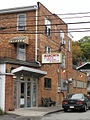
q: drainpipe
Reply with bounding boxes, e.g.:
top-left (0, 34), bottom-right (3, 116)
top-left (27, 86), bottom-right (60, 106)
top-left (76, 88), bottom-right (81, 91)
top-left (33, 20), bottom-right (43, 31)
top-left (35, 7), bottom-right (38, 62)
top-left (35, 5), bottom-right (41, 67)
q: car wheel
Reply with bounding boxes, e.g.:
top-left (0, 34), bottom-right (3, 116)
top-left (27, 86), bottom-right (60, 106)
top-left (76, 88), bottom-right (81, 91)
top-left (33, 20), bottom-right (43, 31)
top-left (64, 108), bottom-right (68, 112)
top-left (83, 105), bottom-right (87, 112)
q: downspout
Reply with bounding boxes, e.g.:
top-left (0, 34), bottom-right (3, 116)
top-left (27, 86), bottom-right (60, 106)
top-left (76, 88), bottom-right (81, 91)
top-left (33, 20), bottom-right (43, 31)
top-left (35, 5), bottom-right (41, 66)
top-left (35, 6), bottom-right (38, 62)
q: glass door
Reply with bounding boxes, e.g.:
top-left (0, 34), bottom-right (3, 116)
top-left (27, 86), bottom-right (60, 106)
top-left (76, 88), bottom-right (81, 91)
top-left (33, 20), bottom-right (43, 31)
top-left (32, 79), bottom-right (37, 107)
top-left (27, 82), bottom-right (31, 107)
top-left (20, 82), bottom-right (25, 108)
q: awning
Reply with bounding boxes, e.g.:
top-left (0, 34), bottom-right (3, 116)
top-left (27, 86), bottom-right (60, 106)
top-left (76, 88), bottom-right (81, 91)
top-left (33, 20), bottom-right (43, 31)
top-left (11, 66), bottom-right (47, 77)
top-left (8, 36), bottom-right (29, 44)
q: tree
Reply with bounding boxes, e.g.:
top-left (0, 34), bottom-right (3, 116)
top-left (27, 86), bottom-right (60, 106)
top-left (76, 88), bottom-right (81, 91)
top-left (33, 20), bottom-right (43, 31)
top-left (72, 41), bottom-right (83, 65)
top-left (72, 36), bottom-right (90, 66)
top-left (79, 36), bottom-right (90, 62)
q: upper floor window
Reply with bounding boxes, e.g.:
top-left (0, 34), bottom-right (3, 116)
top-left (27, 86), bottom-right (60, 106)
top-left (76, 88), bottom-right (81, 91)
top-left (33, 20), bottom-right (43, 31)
top-left (45, 18), bottom-right (51, 36)
top-left (17, 14), bottom-right (26, 31)
top-left (60, 29), bottom-right (65, 44)
top-left (17, 43), bottom-right (26, 61)
top-left (69, 40), bottom-right (71, 52)
top-left (45, 46), bottom-right (51, 53)
top-left (61, 53), bottom-right (65, 68)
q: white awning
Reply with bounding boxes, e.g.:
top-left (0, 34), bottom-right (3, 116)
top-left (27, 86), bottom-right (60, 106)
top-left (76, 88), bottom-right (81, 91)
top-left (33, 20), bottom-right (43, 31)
top-left (9, 36), bottom-right (29, 44)
top-left (11, 66), bottom-right (47, 77)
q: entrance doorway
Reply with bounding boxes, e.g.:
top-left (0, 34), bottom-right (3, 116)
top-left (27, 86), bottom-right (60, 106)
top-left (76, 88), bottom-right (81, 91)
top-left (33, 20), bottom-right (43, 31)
top-left (19, 77), bottom-right (38, 108)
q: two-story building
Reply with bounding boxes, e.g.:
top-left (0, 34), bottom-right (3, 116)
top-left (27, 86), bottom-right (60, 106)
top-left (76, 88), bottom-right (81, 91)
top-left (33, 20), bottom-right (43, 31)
top-left (0, 2), bottom-right (87, 112)
top-left (77, 62), bottom-right (90, 94)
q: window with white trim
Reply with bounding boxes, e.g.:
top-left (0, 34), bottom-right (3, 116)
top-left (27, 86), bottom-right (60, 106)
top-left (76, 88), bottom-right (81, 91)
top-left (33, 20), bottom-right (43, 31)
top-left (45, 46), bottom-right (51, 53)
top-left (69, 40), bottom-right (71, 52)
top-left (17, 43), bottom-right (26, 61)
top-left (45, 18), bottom-right (51, 36)
top-left (61, 53), bottom-right (65, 68)
top-left (60, 29), bottom-right (65, 44)
top-left (17, 14), bottom-right (26, 31)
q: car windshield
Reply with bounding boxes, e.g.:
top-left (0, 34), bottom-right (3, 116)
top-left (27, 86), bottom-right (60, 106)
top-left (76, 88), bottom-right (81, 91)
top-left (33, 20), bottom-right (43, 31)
top-left (67, 94), bottom-right (84, 99)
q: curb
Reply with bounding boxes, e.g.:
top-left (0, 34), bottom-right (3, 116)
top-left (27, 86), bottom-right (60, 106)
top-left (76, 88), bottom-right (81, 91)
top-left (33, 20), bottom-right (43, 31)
top-left (44, 108), bottom-right (63, 116)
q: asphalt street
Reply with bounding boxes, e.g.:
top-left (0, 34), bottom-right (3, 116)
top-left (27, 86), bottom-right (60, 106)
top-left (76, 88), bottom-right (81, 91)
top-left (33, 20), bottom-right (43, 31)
top-left (42, 110), bottom-right (90, 120)
top-left (0, 110), bottom-right (90, 120)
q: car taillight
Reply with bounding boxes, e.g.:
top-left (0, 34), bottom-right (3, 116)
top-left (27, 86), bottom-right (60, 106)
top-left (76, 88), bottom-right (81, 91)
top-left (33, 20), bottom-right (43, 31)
top-left (62, 101), bottom-right (68, 104)
top-left (76, 101), bottom-right (84, 104)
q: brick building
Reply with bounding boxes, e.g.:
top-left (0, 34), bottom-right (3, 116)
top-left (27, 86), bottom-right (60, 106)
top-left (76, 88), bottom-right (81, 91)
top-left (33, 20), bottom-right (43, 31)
top-left (0, 2), bottom-right (87, 111)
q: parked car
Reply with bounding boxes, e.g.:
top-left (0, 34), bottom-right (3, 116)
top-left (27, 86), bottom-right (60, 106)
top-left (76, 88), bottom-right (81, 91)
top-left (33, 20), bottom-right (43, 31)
top-left (62, 93), bottom-right (90, 112)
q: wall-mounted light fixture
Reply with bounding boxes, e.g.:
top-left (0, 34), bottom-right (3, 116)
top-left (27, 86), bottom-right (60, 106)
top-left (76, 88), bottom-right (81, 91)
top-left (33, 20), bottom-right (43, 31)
top-left (20, 74), bottom-right (24, 80)
top-left (13, 75), bottom-right (17, 79)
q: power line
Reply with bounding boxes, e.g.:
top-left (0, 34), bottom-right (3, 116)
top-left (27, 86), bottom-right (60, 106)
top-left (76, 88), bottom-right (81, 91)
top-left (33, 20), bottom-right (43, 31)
top-left (1, 20), bottom-right (90, 32)
top-left (1, 11), bottom-right (90, 20)
top-left (2, 27), bottom-right (90, 32)
top-left (61, 15), bottom-right (90, 19)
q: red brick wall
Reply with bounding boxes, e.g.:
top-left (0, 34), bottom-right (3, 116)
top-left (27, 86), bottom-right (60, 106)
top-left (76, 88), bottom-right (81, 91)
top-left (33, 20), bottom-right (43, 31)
top-left (0, 10), bottom-right (36, 61)
top-left (70, 70), bottom-right (87, 95)
top-left (37, 3), bottom-right (72, 105)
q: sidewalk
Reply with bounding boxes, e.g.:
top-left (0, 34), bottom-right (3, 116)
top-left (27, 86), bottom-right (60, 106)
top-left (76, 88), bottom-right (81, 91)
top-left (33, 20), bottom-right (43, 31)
top-left (7, 105), bottom-right (63, 117)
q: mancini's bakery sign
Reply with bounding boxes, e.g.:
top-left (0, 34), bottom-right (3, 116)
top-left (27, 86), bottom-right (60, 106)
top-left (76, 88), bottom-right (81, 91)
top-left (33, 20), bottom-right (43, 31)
top-left (42, 53), bottom-right (62, 64)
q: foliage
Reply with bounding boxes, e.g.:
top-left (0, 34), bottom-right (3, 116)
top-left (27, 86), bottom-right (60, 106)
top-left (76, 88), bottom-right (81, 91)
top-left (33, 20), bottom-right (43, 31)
top-left (72, 36), bottom-right (90, 65)
top-left (72, 41), bottom-right (83, 65)
top-left (79, 37), bottom-right (90, 61)
top-left (0, 108), bottom-right (4, 115)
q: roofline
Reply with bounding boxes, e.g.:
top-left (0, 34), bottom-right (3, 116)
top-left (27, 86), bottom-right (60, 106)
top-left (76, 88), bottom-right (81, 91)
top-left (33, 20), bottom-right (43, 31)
top-left (0, 5), bottom-right (38, 14)
top-left (77, 62), bottom-right (90, 70)
top-left (38, 2), bottom-right (67, 25)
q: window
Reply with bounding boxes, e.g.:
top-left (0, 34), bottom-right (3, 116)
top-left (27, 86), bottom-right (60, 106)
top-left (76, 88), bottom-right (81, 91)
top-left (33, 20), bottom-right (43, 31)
top-left (44, 78), bottom-right (51, 88)
top-left (73, 80), bottom-right (76, 88)
top-left (77, 81), bottom-right (84, 88)
top-left (84, 83), bottom-right (86, 88)
top-left (45, 46), bottom-right (51, 53)
top-left (69, 40), bottom-right (71, 51)
top-left (61, 79), bottom-right (67, 90)
top-left (17, 43), bottom-right (26, 61)
top-left (45, 18), bottom-right (51, 36)
top-left (17, 14), bottom-right (26, 31)
top-left (60, 29), bottom-right (65, 44)
top-left (61, 53), bottom-right (65, 68)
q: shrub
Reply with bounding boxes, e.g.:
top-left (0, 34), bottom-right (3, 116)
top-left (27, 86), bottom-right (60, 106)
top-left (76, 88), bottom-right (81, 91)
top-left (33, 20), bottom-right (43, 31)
top-left (0, 108), bottom-right (4, 115)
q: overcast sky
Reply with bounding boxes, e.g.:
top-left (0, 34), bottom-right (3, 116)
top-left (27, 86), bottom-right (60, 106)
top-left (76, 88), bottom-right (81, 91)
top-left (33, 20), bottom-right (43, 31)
top-left (1, 0), bottom-right (90, 41)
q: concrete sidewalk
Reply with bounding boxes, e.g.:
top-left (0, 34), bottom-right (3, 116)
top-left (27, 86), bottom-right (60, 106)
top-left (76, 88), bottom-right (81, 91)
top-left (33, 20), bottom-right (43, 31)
top-left (7, 105), bottom-right (63, 117)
